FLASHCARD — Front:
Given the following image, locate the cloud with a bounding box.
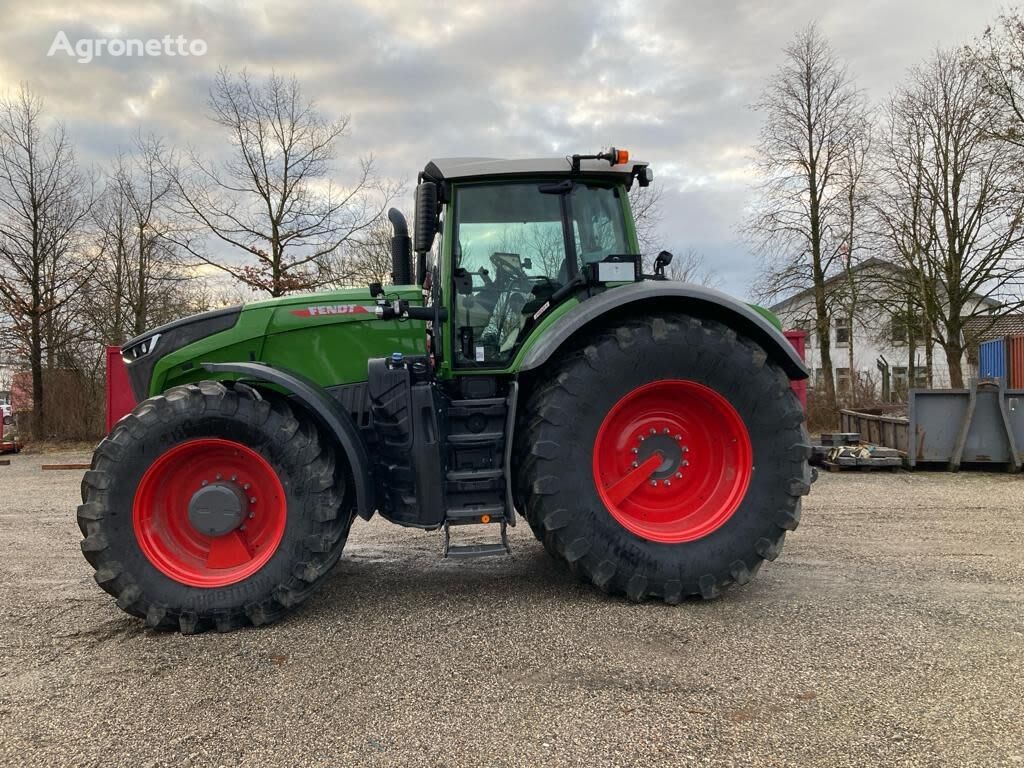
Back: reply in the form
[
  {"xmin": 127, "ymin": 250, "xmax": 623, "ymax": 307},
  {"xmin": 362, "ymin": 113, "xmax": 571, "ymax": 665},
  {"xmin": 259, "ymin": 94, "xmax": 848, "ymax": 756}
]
[{"xmin": 0, "ymin": 0, "xmax": 1005, "ymax": 298}]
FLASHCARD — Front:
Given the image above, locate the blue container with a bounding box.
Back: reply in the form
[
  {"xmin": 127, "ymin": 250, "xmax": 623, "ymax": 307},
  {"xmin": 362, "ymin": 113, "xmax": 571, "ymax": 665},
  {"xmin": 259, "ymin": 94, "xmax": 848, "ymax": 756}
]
[{"xmin": 979, "ymin": 337, "xmax": 1007, "ymax": 380}]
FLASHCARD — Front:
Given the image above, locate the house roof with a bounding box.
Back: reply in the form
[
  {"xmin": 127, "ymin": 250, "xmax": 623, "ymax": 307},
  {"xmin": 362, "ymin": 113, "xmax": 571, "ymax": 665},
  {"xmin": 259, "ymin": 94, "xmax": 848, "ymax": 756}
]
[
  {"xmin": 768, "ymin": 257, "xmax": 1002, "ymax": 314},
  {"xmin": 962, "ymin": 313, "xmax": 1024, "ymax": 343},
  {"xmin": 767, "ymin": 258, "xmax": 893, "ymax": 313}
]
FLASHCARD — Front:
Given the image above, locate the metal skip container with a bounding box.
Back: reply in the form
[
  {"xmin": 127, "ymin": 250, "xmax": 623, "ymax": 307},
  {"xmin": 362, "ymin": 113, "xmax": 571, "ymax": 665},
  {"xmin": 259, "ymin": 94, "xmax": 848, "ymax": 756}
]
[{"xmin": 908, "ymin": 379, "xmax": 1024, "ymax": 470}]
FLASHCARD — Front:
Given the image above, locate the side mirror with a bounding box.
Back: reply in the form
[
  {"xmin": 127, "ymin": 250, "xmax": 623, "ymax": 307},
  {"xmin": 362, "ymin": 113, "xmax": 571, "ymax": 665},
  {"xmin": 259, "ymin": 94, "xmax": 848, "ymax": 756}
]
[
  {"xmin": 414, "ymin": 181, "xmax": 439, "ymax": 254},
  {"xmin": 654, "ymin": 250, "xmax": 673, "ymax": 278}
]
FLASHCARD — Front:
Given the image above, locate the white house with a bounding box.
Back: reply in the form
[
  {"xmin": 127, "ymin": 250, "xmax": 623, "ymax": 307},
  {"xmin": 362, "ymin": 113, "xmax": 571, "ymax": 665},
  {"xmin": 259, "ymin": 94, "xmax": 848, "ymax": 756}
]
[{"xmin": 769, "ymin": 259, "xmax": 1002, "ymax": 399}]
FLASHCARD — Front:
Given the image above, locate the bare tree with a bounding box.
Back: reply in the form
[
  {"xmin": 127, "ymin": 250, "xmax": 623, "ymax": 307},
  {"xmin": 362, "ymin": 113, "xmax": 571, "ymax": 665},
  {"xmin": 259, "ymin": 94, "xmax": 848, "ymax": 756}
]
[
  {"xmin": 871, "ymin": 89, "xmax": 940, "ymax": 388},
  {"xmin": 748, "ymin": 24, "xmax": 867, "ymax": 413},
  {"xmin": 335, "ymin": 215, "xmax": 398, "ymax": 287},
  {"xmin": 629, "ymin": 182, "xmax": 664, "ymax": 257},
  {"xmin": 0, "ymin": 86, "xmax": 93, "ymax": 437},
  {"xmin": 116, "ymin": 134, "xmax": 185, "ymax": 336},
  {"xmin": 879, "ymin": 49, "xmax": 1024, "ymax": 388},
  {"xmin": 166, "ymin": 69, "xmax": 397, "ymax": 297},
  {"xmin": 973, "ymin": 10, "xmax": 1024, "ymax": 157},
  {"xmin": 90, "ymin": 135, "xmax": 198, "ymax": 344},
  {"xmin": 662, "ymin": 247, "xmax": 719, "ymax": 286},
  {"xmin": 836, "ymin": 114, "xmax": 873, "ymax": 388}
]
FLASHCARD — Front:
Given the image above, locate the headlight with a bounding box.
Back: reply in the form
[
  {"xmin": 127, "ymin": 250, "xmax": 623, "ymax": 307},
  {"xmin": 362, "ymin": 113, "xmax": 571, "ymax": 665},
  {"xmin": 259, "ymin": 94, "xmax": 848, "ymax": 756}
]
[{"xmin": 122, "ymin": 333, "xmax": 161, "ymax": 363}]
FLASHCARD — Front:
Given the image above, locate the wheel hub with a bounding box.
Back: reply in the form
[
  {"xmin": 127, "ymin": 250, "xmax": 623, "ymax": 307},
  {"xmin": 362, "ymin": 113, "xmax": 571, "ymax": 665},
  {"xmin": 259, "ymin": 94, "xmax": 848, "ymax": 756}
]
[
  {"xmin": 132, "ymin": 438, "xmax": 286, "ymax": 588},
  {"xmin": 634, "ymin": 432, "xmax": 686, "ymax": 482},
  {"xmin": 592, "ymin": 379, "xmax": 752, "ymax": 543},
  {"xmin": 188, "ymin": 483, "xmax": 247, "ymax": 536}
]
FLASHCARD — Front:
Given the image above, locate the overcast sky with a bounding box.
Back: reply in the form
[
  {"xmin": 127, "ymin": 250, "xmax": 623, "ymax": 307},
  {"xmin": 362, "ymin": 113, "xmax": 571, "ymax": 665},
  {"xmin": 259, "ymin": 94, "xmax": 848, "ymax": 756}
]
[{"xmin": 0, "ymin": 0, "xmax": 1006, "ymax": 298}]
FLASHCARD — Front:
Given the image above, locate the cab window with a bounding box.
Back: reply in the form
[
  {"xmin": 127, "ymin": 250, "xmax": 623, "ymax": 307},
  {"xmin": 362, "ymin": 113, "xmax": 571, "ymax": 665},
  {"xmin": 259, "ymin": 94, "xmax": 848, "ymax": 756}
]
[
  {"xmin": 452, "ymin": 180, "xmax": 629, "ymax": 367},
  {"xmin": 571, "ymin": 184, "xmax": 629, "ymax": 268},
  {"xmin": 453, "ymin": 182, "xmax": 568, "ymax": 366}
]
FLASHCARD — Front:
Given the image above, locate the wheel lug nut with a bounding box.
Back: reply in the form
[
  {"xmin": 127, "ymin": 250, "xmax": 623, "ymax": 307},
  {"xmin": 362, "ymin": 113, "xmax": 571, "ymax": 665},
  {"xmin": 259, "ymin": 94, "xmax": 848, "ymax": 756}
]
[
  {"xmin": 632, "ymin": 461, "xmax": 638, "ymax": 468},
  {"xmin": 201, "ymin": 480, "xmax": 208, "ymax": 487},
  {"xmin": 639, "ymin": 435, "xmax": 645, "ymax": 442},
  {"xmin": 682, "ymin": 460, "xmax": 689, "ymax": 467},
  {"xmin": 663, "ymin": 428, "xmax": 670, "ymax": 434},
  {"xmin": 664, "ymin": 480, "xmax": 671, "ymax": 487},
  {"xmin": 674, "ymin": 435, "xmax": 682, "ymax": 441},
  {"xmin": 250, "ymin": 497, "xmax": 257, "ymax": 504},
  {"xmin": 231, "ymin": 475, "xmax": 237, "ymax": 482},
  {"xmin": 216, "ymin": 474, "xmax": 222, "ymax": 480},
  {"xmin": 248, "ymin": 512, "xmax": 255, "ymax": 519},
  {"xmin": 649, "ymin": 479, "xmax": 657, "ymax": 486},
  {"xmin": 675, "ymin": 472, "xmax": 683, "ymax": 479},
  {"xmin": 631, "ymin": 448, "xmax": 638, "ymax": 454},
  {"xmin": 243, "ymin": 483, "xmax": 251, "ymax": 490},
  {"xmin": 649, "ymin": 428, "xmax": 656, "ymax": 435}
]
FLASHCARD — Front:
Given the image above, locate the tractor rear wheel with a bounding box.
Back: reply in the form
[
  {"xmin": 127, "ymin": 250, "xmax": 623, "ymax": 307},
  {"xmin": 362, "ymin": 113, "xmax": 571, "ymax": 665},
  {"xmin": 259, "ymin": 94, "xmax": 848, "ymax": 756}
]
[
  {"xmin": 78, "ymin": 381, "xmax": 352, "ymax": 633},
  {"xmin": 514, "ymin": 313, "xmax": 811, "ymax": 602}
]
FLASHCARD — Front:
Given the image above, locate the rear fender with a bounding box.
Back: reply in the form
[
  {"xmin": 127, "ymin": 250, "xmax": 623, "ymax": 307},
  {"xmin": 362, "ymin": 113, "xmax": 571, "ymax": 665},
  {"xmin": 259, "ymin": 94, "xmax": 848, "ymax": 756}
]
[
  {"xmin": 518, "ymin": 282, "xmax": 808, "ymax": 380},
  {"xmin": 203, "ymin": 362, "xmax": 375, "ymax": 519}
]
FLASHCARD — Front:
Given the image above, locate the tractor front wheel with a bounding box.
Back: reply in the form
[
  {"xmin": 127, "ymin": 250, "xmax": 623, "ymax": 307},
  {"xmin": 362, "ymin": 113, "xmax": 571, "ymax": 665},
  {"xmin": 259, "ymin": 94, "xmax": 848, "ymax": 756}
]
[
  {"xmin": 514, "ymin": 313, "xmax": 811, "ymax": 602},
  {"xmin": 78, "ymin": 381, "xmax": 352, "ymax": 633}
]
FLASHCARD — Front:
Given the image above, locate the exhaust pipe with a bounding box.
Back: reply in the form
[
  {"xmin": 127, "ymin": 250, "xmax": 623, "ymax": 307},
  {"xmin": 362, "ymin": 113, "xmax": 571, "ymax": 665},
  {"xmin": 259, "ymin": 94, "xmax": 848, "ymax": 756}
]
[{"xmin": 388, "ymin": 208, "xmax": 413, "ymax": 285}]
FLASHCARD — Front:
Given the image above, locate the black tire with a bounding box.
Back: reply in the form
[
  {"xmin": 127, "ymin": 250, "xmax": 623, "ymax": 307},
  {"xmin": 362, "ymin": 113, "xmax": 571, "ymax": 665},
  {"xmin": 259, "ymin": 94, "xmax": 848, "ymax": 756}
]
[
  {"xmin": 78, "ymin": 381, "xmax": 353, "ymax": 634},
  {"xmin": 513, "ymin": 313, "xmax": 811, "ymax": 602}
]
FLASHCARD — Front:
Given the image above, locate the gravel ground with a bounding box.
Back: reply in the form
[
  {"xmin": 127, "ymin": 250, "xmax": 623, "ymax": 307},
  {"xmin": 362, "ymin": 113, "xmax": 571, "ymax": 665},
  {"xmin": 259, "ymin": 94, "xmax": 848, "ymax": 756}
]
[{"xmin": 0, "ymin": 450, "xmax": 1021, "ymax": 767}]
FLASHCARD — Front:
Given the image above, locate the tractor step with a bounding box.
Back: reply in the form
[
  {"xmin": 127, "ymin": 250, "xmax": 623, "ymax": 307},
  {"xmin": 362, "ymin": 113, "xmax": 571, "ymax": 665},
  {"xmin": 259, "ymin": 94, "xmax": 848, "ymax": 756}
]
[
  {"xmin": 442, "ymin": 520, "xmax": 511, "ymax": 559},
  {"xmin": 445, "ymin": 504, "xmax": 505, "ymax": 523},
  {"xmin": 446, "ymin": 431, "xmax": 504, "ymax": 445},
  {"xmin": 444, "ymin": 542, "xmax": 510, "ymax": 559},
  {"xmin": 446, "ymin": 468, "xmax": 503, "ymax": 482}
]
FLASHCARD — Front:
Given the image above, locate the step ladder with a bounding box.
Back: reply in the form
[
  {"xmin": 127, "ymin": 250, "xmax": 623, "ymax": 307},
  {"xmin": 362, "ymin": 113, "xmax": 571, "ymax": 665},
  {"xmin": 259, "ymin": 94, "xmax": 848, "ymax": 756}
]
[
  {"xmin": 442, "ymin": 518, "xmax": 511, "ymax": 559},
  {"xmin": 441, "ymin": 388, "xmax": 516, "ymax": 559}
]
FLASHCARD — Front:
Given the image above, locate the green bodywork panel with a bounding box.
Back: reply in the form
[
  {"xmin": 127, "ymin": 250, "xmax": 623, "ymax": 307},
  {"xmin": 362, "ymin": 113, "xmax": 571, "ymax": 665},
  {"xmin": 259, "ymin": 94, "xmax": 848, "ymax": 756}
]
[
  {"xmin": 750, "ymin": 303, "xmax": 783, "ymax": 330},
  {"xmin": 150, "ymin": 286, "xmax": 426, "ymax": 396}
]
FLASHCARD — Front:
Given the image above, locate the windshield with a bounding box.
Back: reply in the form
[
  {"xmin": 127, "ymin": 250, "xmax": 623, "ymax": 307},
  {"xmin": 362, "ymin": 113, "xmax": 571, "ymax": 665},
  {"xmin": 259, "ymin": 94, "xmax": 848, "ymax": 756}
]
[{"xmin": 452, "ymin": 181, "xmax": 630, "ymax": 367}]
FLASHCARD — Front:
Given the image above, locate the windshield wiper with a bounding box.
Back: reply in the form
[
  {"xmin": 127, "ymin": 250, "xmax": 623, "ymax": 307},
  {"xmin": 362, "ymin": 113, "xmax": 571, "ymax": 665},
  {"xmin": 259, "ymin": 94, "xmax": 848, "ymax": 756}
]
[{"xmin": 538, "ymin": 179, "xmax": 573, "ymax": 194}]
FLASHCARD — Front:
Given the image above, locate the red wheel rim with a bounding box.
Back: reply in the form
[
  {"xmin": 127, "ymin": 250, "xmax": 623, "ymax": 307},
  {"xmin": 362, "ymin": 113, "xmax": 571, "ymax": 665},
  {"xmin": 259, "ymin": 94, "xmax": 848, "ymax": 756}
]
[
  {"xmin": 592, "ymin": 380, "xmax": 752, "ymax": 543},
  {"xmin": 132, "ymin": 438, "xmax": 287, "ymax": 587}
]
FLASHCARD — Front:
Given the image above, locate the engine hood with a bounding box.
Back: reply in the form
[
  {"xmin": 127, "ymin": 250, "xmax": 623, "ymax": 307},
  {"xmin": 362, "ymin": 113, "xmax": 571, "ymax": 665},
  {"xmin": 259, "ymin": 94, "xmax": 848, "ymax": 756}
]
[
  {"xmin": 121, "ymin": 285, "xmax": 426, "ymax": 401},
  {"xmin": 121, "ymin": 305, "xmax": 243, "ymax": 402}
]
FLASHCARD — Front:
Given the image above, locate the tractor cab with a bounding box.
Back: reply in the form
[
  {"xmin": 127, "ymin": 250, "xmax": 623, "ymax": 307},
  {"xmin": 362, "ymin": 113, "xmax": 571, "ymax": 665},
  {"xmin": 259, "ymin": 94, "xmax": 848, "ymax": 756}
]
[{"xmin": 375, "ymin": 150, "xmax": 657, "ymax": 371}]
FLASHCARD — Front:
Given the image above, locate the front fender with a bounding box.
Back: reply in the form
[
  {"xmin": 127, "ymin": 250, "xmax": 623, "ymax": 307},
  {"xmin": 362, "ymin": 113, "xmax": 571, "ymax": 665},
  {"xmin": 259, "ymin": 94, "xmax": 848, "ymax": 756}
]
[
  {"xmin": 518, "ymin": 282, "xmax": 808, "ymax": 380},
  {"xmin": 203, "ymin": 362, "xmax": 375, "ymax": 519}
]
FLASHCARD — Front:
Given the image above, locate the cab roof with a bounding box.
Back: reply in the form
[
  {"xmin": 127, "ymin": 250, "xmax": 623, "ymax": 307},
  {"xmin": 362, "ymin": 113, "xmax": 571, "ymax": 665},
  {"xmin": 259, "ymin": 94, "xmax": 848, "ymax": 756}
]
[{"xmin": 422, "ymin": 156, "xmax": 649, "ymax": 187}]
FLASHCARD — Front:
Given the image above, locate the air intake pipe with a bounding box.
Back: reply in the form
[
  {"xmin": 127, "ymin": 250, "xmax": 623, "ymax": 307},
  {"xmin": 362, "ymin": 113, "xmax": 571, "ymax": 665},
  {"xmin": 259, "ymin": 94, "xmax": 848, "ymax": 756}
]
[{"xmin": 388, "ymin": 208, "xmax": 413, "ymax": 285}]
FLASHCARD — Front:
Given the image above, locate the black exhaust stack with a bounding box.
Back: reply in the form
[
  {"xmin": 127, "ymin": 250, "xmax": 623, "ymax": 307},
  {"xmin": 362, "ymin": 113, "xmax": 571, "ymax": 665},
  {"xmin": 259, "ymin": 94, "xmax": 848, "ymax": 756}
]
[{"xmin": 388, "ymin": 208, "xmax": 413, "ymax": 285}]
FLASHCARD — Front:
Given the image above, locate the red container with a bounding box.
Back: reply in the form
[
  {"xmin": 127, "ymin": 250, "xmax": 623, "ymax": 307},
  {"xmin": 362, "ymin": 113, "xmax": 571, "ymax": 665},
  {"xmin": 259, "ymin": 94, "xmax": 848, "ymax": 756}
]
[
  {"xmin": 783, "ymin": 329, "xmax": 808, "ymax": 410},
  {"xmin": 1008, "ymin": 335, "xmax": 1024, "ymax": 389},
  {"xmin": 105, "ymin": 346, "xmax": 137, "ymax": 433}
]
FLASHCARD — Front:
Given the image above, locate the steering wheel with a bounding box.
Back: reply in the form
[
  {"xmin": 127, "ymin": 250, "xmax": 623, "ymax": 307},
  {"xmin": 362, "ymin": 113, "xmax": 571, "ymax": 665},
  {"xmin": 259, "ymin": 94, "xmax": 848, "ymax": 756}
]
[{"xmin": 468, "ymin": 253, "xmax": 560, "ymax": 353}]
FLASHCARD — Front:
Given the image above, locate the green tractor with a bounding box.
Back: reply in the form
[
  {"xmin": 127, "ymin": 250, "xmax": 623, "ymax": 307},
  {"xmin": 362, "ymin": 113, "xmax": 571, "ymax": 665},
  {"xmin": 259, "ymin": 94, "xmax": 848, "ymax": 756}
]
[{"xmin": 79, "ymin": 149, "xmax": 811, "ymax": 633}]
